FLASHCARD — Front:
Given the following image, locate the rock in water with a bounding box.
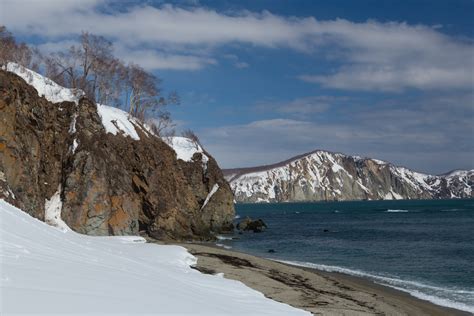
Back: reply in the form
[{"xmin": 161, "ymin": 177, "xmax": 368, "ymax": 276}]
[
  {"xmin": 237, "ymin": 217, "xmax": 267, "ymax": 233},
  {"xmin": 0, "ymin": 65, "xmax": 234, "ymax": 240}
]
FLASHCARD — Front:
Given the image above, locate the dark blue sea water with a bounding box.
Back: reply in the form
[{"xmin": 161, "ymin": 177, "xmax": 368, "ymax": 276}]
[{"xmin": 217, "ymin": 199, "xmax": 474, "ymax": 313}]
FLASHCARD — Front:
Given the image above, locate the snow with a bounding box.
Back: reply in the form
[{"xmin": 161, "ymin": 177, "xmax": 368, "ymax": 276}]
[
  {"xmin": 201, "ymin": 184, "xmax": 219, "ymax": 210},
  {"xmin": 444, "ymin": 170, "xmax": 470, "ymax": 178},
  {"xmin": 383, "ymin": 190, "xmax": 403, "ymax": 200},
  {"xmin": 44, "ymin": 188, "xmax": 69, "ymax": 232},
  {"xmin": 168, "ymin": 136, "xmax": 205, "ymax": 161},
  {"xmin": 331, "ymin": 163, "xmax": 344, "ymax": 173},
  {"xmin": 71, "ymin": 138, "xmax": 79, "ymax": 153},
  {"xmin": 0, "ymin": 200, "xmax": 309, "ymax": 315},
  {"xmin": 167, "ymin": 137, "xmax": 210, "ymax": 171},
  {"xmin": 97, "ymin": 104, "xmax": 140, "ymax": 140},
  {"xmin": 68, "ymin": 113, "xmax": 79, "ymax": 153},
  {"xmin": 4, "ymin": 63, "xmax": 84, "ymax": 105}
]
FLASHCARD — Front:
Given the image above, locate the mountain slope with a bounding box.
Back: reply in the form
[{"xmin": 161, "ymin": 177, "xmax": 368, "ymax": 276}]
[
  {"xmin": 224, "ymin": 150, "xmax": 473, "ymax": 203},
  {"xmin": 0, "ymin": 63, "xmax": 234, "ymax": 240}
]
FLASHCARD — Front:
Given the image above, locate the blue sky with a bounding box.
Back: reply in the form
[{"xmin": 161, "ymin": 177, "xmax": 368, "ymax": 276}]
[{"xmin": 2, "ymin": 0, "xmax": 473, "ymax": 174}]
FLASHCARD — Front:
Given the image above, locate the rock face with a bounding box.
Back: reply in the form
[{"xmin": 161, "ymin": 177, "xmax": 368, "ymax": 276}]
[
  {"xmin": 225, "ymin": 151, "xmax": 473, "ymax": 203},
  {"xmin": 0, "ymin": 65, "xmax": 234, "ymax": 240}
]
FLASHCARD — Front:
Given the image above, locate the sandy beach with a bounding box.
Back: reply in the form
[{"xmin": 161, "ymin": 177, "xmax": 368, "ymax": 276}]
[{"xmin": 175, "ymin": 242, "xmax": 468, "ymax": 316}]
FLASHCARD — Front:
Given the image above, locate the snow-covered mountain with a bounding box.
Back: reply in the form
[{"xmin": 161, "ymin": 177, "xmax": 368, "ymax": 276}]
[{"xmin": 224, "ymin": 150, "xmax": 473, "ymax": 203}]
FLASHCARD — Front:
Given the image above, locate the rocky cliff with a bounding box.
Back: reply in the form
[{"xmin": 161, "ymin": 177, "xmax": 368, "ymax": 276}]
[
  {"xmin": 225, "ymin": 150, "xmax": 473, "ymax": 203},
  {"xmin": 0, "ymin": 64, "xmax": 234, "ymax": 240}
]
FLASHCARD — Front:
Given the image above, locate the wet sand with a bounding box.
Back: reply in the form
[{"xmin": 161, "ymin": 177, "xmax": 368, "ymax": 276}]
[{"xmin": 177, "ymin": 242, "xmax": 468, "ymax": 316}]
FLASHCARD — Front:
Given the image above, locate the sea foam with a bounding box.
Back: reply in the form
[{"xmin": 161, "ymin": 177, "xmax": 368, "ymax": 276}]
[{"xmin": 275, "ymin": 260, "xmax": 474, "ymax": 313}]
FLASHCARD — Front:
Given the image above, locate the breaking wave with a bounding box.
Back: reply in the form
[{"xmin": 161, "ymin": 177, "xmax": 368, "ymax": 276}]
[
  {"xmin": 275, "ymin": 260, "xmax": 474, "ymax": 313},
  {"xmin": 216, "ymin": 235, "xmax": 234, "ymax": 241},
  {"xmin": 385, "ymin": 209, "xmax": 409, "ymax": 213}
]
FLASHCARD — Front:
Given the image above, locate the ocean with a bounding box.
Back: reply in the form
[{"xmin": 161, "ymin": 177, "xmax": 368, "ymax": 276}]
[{"xmin": 217, "ymin": 199, "xmax": 474, "ymax": 313}]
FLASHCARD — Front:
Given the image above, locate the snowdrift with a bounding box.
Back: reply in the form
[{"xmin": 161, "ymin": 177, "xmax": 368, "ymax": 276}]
[{"xmin": 0, "ymin": 200, "xmax": 308, "ymax": 315}]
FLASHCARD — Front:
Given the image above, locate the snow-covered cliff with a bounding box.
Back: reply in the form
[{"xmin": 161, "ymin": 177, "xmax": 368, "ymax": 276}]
[
  {"xmin": 225, "ymin": 150, "xmax": 473, "ymax": 203},
  {"xmin": 0, "ymin": 63, "xmax": 234, "ymax": 239}
]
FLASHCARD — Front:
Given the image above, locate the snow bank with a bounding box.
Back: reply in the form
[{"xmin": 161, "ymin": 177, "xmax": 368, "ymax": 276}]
[
  {"xmin": 0, "ymin": 200, "xmax": 309, "ymax": 315},
  {"xmin": 97, "ymin": 104, "xmax": 141, "ymax": 140},
  {"xmin": 4, "ymin": 63, "xmax": 84, "ymax": 104}
]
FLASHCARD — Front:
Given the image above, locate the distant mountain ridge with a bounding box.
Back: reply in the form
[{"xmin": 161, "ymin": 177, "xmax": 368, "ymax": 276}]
[{"xmin": 224, "ymin": 150, "xmax": 473, "ymax": 203}]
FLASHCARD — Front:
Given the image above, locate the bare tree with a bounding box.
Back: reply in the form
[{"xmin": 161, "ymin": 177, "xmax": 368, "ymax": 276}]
[
  {"xmin": 2, "ymin": 27, "xmax": 179, "ymax": 128},
  {"xmin": 148, "ymin": 111, "xmax": 176, "ymax": 137},
  {"xmin": 124, "ymin": 63, "xmax": 163, "ymax": 120},
  {"xmin": 43, "ymin": 32, "xmax": 117, "ymax": 99},
  {"xmin": 0, "ymin": 26, "xmax": 32, "ymax": 67},
  {"xmin": 182, "ymin": 129, "xmax": 201, "ymax": 149},
  {"xmin": 44, "ymin": 47, "xmax": 81, "ymax": 88}
]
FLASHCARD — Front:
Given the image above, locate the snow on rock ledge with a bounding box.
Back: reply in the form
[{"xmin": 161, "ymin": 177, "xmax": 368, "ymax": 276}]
[
  {"xmin": 44, "ymin": 188, "xmax": 70, "ymax": 232},
  {"xmin": 167, "ymin": 137, "xmax": 210, "ymax": 169},
  {"xmin": 97, "ymin": 104, "xmax": 141, "ymax": 140},
  {"xmin": 4, "ymin": 63, "xmax": 84, "ymax": 104},
  {"xmin": 0, "ymin": 200, "xmax": 309, "ymax": 315}
]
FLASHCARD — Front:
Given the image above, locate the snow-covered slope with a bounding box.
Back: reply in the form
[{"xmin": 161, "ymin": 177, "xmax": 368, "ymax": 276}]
[
  {"xmin": 5, "ymin": 63, "xmax": 145, "ymax": 141},
  {"xmin": 0, "ymin": 200, "xmax": 308, "ymax": 315},
  {"xmin": 97, "ymin": 103, "xmax": 141, "ymax": 140},
  {"xmin": 4, "ymin": 62, "xmax": 84, "ymax": 104},
  {"xmin": 225, "ymin": 150, "xmax": 473, "ymax": 203},
  {"xmin": 5, "ymin": 63, "xmax": 212, "ymax": 168}
]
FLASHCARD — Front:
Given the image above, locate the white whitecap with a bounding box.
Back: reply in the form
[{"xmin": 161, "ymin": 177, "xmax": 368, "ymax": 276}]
[
  {"xmin": 215, "ymin": 243, "xmax": 232, "ymax": 250},
  {"xmin": 216, "ymin": 235, "xmax": 234, "ymax": 241}
]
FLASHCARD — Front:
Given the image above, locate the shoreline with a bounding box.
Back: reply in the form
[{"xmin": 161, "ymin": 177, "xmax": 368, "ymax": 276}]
[{"xmin": 173, "ymin": 242, "xmax": 469, "ymax": 316}]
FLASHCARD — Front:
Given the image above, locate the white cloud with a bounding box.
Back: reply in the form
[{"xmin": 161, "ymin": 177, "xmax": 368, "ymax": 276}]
[
  {"xmin": 255, "ymin": 96, "xmax": 335, "ymax": 117},
  {"xmin": 114, "ymin": 46, "xmax": 217, "ymax": 71},
  {"xmin": 2, "ymin": 0, "xmax": 472, "ymax": 86}
]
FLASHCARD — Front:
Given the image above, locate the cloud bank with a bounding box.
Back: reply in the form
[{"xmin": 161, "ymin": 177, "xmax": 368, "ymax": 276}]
[{"xmin": 2, "ymin": 0, "xmax": 472, "ymax": 91}]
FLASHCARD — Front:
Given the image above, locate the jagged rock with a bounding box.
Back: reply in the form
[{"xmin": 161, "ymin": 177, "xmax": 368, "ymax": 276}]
[
  {"xmin": 237, "ymin": 217, "xmax": 267, "ymax": 233},
  {"xmin": 0, "ymin": 67, "xmax": 234, "ymax": 240},
  {"xmin": 224, "ymin": 150, "xmax": 473, "ymax": 203}
]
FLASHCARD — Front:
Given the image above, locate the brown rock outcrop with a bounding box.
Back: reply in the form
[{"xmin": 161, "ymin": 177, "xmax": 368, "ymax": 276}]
[{"xmin": 0, "ymin": 68, "xmax": 234, "ymax": 240}]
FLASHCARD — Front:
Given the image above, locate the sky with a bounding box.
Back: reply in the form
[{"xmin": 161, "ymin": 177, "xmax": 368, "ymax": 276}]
[{"xmin": 1, "ymin": 0, "xmax": 473, "ymax": 174}]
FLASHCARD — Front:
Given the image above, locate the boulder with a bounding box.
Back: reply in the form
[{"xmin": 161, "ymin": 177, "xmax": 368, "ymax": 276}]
[{"xmin": 237, "ymin": 217, "xmax": 267, "ymax": 233}]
